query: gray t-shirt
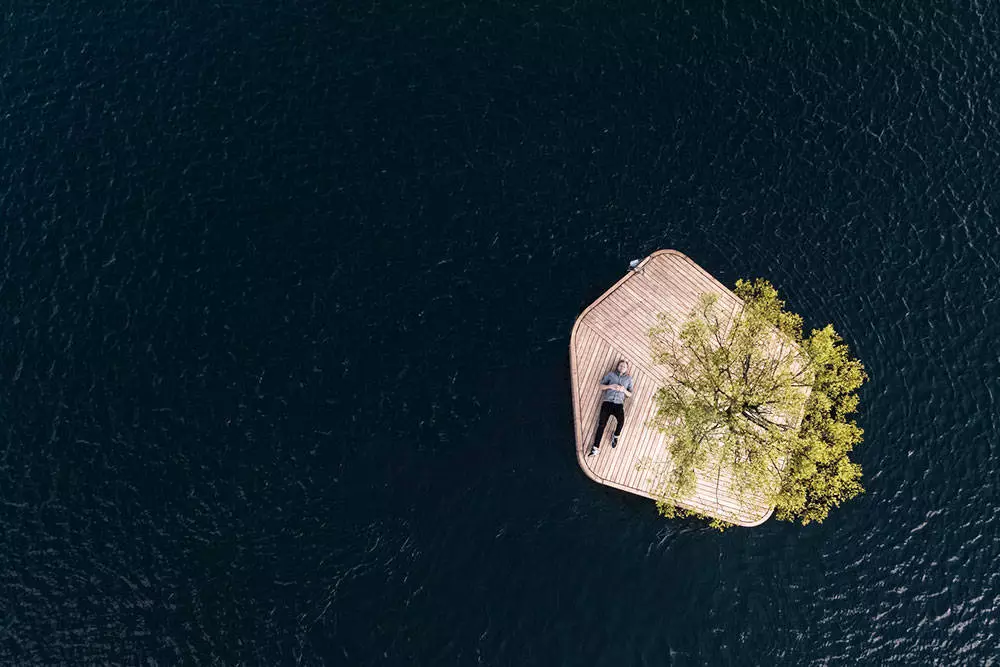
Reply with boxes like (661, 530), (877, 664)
(600, 371), (634, 404)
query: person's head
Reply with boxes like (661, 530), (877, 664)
(617, 359), (629, 375)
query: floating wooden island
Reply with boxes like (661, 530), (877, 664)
(570, 249), (774, 526)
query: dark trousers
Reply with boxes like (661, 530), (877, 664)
(593, 400), (625, 447)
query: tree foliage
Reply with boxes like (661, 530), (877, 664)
(646, 279), (867, 526)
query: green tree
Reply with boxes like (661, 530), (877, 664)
(646, 279), (866, 526)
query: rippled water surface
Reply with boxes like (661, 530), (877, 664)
(2, 0), (1000, 664)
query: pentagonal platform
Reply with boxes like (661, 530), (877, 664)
(570, 249), (773, 526)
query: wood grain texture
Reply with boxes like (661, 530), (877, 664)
(570, 250), (775, 527)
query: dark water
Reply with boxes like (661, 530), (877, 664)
(2, 0), (1000, 664)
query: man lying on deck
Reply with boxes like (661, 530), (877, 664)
(588, 359), (633, 457)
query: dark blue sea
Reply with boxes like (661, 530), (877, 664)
(2, 0), (999, 664)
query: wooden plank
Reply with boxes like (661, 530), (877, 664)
(589, 346), (620, 441)
(570, 250), (779, 526)
(576, 340), (601, 452)
(608, 372), (658, 485)
(589, 340), (668, 484)
(572, 327), (600, 450)
(621, 383), (665, 489)
(577, 330), (609, 430)
(582, 309), (663, 379)
(596, 287), (681, 486)
(647, 255), (725, 302)
(585, 291), (672, 481)
(602, 374), (644, 483)
(594, 282), (687, 348)
(583, 333), (615, 397)
(574, 327), (601, 404)
(646, 256), (741, 317)
(581, 345), (619, 468)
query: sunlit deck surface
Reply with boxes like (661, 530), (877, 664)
(570, 250), (773, 526)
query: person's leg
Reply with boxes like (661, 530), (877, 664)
(611, 403), (625, 436)
(592, 401), (613, 449)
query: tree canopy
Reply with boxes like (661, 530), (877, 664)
(646, 279), (867, 527)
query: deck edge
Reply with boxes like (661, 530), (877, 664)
(570, 249), (777, 528)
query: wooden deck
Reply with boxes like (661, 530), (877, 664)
(570, 250), (774, 526)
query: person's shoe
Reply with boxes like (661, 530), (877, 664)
(611, 434), (620, 449)
(587, 446), (600, 457)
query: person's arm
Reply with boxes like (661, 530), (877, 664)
(622, 378), (634, 397)
(597, 374), (620, 392)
